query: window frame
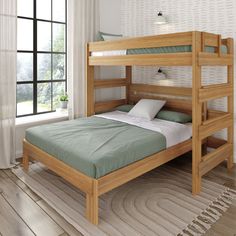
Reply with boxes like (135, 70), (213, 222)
(17, 0), (67, 117)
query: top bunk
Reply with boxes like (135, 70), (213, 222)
(87, 31), (233, 66)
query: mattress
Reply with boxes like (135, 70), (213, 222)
(25, 111), (192, 179)
(91, 45), (227, 57)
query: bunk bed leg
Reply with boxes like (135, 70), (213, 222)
(86, 180), (99, 225)
(192, 168), (201, 195)
(226, 38), (234, 171)
(192, 31), (202, 195)
(22, 147), (29, 171)
(227, 155), (234, 170)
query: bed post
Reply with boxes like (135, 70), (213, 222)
(22, 142), (29, 171)
(86, 179), (98, 225)
(126, 66), (132, 104)
(226, 38), (234, 170)
(192, 31), (202, 195)
(86, 43), (95, 116)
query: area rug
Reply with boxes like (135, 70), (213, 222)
(12, 163), (236, 236)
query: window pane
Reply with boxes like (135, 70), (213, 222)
(53, 82), (65, 109)
(17, 0), (33, 18)
(17, 19), (33, 51)
(37, 0), (51, 20)
(53, 54), (65, 80)
(37, 83), (51, 112)
(38, 21), (51, 51)
(53, 0), (65, 22)
(38, 54), (51, 80)
(17, 53), (33, 81)
(17, 84), (33, 116)
(53, 23), (65, 52)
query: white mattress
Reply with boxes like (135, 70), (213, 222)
(91, 50), (127, 57)
(96, 111), (192, 148)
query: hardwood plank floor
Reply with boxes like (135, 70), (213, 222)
(0, 156), (235, 236)
(0, 168), (81, 236)
(0, 195), (34, 236)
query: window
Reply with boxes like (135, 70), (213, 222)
(17, 0), (67, 117)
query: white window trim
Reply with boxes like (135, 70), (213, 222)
(16, 109), (68, 127)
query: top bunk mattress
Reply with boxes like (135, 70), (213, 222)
(91, 45), (227, 57)
(25, 111), (192, 179)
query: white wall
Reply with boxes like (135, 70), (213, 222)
(100, 0), (121, 34)
(120, 0), (236, 162)
(100, 0), (236, 162)
(97, 0), (125, 102)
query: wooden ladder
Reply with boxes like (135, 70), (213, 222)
(192, 33), (234, 195)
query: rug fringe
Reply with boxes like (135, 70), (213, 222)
(181, 188), (236, 235)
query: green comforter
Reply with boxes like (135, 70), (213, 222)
(127, 45), (227, 54)
(26, 116), (166, 178)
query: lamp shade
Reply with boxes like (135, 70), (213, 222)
(154, 12), (167, 25)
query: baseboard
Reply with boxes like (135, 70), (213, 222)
(16, 150), (23, 159)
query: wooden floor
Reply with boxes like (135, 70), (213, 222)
(0, 156), (235, 236)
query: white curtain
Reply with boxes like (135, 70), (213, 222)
(68, 0), (100, 119)
(0, 0), (17, 168)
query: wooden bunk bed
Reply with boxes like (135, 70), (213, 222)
(23, 31), (234, 225)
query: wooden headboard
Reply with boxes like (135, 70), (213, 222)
(94, 77), (192, 115)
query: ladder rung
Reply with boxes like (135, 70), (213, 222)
(199, 113), (233, 139)
(198, 52), (233, 66)
(200, 143), (232, 176)
(199, 83), (233, 102)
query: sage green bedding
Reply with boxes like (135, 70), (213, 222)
(26, 116), (166, 178)
(127, 45), (227, 54)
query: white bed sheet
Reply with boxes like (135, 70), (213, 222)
(96, 111), (192, 148)
(91, 50), (127, 57)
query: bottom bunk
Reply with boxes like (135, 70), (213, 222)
(23, 106), (194, 224)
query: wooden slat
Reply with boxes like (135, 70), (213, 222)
(24, 140), (94, 195)
(126, 66), (132, 103)
(207, 109), (227, 119)
(89, 53), (192, 66)
(94, 79), (127, 88)
(199, 52), (233, 66)
(199, 83), (233, 102)
(89, 31), (193, 52)
(200, 143), (233, 176)
(199, 114), (233, 139)
(217, 35), (222, 57)
(130, 84), (192, 97)
(86, 44), (95, 116)
(95, 99), (127, 113)
(98, 139), (192, 195)
(202, 112), (231, 126)
(129, 94), (192, 114)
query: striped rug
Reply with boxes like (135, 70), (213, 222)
(13, 163), (236, 236)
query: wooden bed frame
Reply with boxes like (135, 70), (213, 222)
(23, 31), (234, 225)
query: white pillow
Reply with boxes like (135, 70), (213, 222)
(128, 99), (166, 120)
(102, 35), (123, 41)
